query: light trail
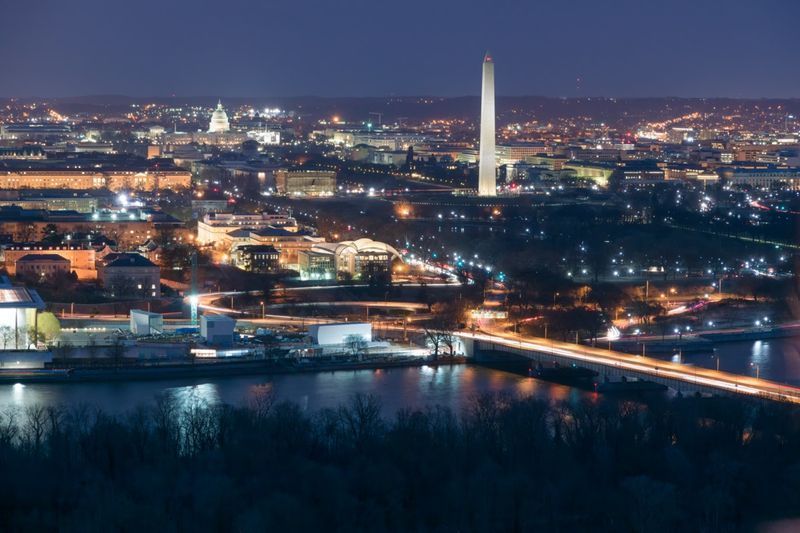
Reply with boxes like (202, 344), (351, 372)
(462, 328), (800, 403)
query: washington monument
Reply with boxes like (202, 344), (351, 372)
(478, 52), (496, 196)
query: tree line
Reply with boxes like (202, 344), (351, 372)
(0, 392), (798, 531)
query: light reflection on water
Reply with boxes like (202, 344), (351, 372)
(4, 338), (800, 417)
(666, 337), (800, 385)
(0, 365), (586, 417)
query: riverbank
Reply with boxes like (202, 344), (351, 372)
(0, 356), (467, 384)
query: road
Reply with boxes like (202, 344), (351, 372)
(467, 323), (800, 403)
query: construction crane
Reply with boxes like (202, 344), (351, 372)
(190, 250), (198, 325)
(368, 112), (383, 128)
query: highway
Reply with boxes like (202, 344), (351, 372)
(464, 325), (800, 404)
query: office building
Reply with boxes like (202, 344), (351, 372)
(0, 156), (191, 191)
(728, 168), (800, 190)
(275, 169), (336, 196)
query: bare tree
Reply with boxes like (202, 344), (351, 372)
(0, 326), (14, 350)
(344, 334), (367, 359)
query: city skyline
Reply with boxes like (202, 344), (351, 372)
(3, 2), (800, 529)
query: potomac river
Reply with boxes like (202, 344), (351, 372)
(0, 337), (796, 415)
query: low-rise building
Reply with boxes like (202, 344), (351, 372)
(244, 229), (323, 268)
(3, 243), (97, 278)
(297, 249), (336, 280)
(15, 254), (71, 280)
(230, 245), (280, 273)
(196, 212), (298, 245)
(98, 253), (161, 298)
(130, 310), (164, 336)
(308, 322), (372, 345)
(0, 207), (166, 248)
(200, 315), (236, 346)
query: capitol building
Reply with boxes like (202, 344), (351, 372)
(208, 100), (230, 133)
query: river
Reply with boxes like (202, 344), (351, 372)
(0, 337), (797, 416)
(0, 364), (590, 416)
(661, 337), (800, 385)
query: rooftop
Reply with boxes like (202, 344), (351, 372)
(16, 254), (70, 263)
(101, 253), (157, 269)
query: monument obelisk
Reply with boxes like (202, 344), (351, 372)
(478, 52), (497, 196)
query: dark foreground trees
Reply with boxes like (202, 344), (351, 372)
(0, 392), (798, 531)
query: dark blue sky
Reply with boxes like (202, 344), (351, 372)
(1, 0), (798, 98)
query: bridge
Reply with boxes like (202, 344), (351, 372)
(460, 329), (800, 404)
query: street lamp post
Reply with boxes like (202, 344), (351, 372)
(260, 301), (265, 320)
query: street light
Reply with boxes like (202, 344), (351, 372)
(260, 301), (265, 320)
(751, 362), (760, 380)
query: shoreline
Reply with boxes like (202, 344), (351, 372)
(0, 357), (468, 385)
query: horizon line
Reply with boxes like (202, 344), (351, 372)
(3, 94), (800, 102)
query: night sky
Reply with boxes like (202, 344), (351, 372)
(1, 0), (798, 98)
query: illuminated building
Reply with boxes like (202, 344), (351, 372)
(728, 168), (800, 190)
(0, 123), (73, 140)
(196, 212), (298, 245)
(478, 52), (497, 196)
(561, 162), (615, 187)
(0, 206), (171, 248)
(208, 100), (231, 133)
(0, 194), (99, 213)
(3, 243), (97, 279)
(274, 169), (336, 196)
(242, 229), (322, 267)
(14, 254), (71, 280)
(496, 143), (551, 165)
(0, 157), (191, 192)
(297, 239), (401, 280)
(0, 146), (46, 159)
(0, 276), (46, 352)
(230, 245), (280, 273)
(308, 322), (372, 345)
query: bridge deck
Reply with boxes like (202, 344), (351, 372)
(460, 331), (800, 403)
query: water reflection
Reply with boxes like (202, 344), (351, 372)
(166, 383), (221, 412)
(11, 383), (24, 406)
(0, 365), (592, 417)
(662, 337), (800, 384)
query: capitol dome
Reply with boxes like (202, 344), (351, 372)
(208, 100), (230, 133)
